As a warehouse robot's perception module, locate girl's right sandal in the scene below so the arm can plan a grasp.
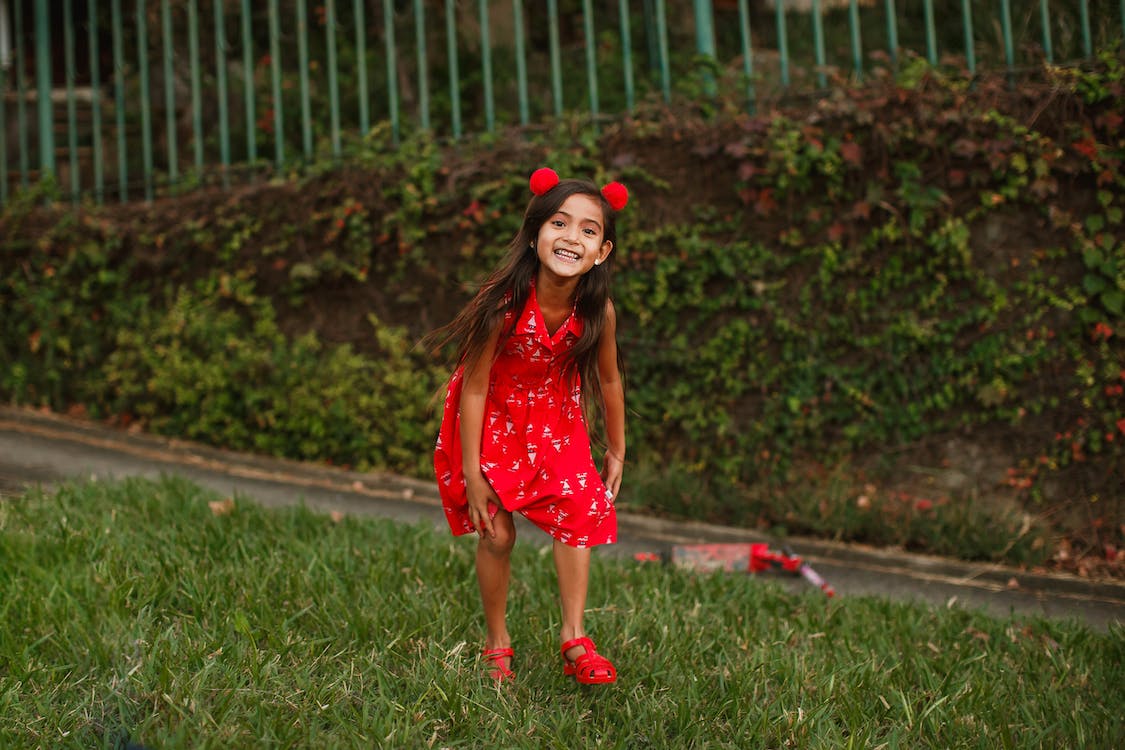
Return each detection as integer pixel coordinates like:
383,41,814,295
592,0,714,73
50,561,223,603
560,637,617,685
482,647,515,682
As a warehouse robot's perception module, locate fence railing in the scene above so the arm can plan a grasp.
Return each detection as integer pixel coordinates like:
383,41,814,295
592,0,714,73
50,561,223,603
1,0,1122,207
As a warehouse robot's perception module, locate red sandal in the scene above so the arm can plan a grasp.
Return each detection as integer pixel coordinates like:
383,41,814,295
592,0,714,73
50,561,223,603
481,647,515,682
560,637,617,685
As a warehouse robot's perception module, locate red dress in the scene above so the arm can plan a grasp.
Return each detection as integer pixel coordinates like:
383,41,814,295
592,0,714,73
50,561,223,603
434,284,617,548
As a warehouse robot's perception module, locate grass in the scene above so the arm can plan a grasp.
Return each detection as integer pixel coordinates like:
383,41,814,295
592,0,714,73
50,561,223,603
1,477,1122,749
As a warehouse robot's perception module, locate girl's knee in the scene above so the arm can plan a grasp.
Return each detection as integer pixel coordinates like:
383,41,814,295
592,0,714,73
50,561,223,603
481,515,516,554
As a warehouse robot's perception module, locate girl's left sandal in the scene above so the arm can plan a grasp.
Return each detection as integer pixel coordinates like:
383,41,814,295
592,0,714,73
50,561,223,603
560,637,617,685
481,647,515,682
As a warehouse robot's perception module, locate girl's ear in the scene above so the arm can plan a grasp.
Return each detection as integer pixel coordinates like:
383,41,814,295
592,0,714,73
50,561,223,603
596,240,614,265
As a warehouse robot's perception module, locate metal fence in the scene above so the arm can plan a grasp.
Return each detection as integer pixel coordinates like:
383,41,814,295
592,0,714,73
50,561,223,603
2,0,1123,207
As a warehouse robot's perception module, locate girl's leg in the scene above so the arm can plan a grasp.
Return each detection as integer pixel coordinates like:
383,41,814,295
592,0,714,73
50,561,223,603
552,539,592,661
477,510,516,666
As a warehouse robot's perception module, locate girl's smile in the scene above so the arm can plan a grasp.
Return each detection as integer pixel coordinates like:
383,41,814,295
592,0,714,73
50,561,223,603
535,194,613,279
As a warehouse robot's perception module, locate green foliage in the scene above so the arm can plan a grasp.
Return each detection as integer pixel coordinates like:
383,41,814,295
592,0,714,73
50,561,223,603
99,287,443,476
2,477,1122,748
0,211,143,409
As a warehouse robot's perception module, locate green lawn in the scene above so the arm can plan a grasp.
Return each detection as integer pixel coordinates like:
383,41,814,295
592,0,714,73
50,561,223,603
1,477,1121,748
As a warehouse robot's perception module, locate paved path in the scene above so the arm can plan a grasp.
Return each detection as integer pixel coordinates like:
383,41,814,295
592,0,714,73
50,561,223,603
2,406,1122,631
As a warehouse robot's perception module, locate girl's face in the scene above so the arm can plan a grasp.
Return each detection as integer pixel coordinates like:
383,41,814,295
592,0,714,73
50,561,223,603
534,193,613,281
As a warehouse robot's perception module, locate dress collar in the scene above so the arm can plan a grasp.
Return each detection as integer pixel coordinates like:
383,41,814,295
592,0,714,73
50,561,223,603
514,280,583,348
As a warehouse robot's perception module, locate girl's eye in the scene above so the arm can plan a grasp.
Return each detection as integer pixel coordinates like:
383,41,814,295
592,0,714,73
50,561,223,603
583,228,597,236
552,220,565,228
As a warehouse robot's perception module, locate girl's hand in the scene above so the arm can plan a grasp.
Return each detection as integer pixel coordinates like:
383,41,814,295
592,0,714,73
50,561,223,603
601,450,624,501
465,470,500,538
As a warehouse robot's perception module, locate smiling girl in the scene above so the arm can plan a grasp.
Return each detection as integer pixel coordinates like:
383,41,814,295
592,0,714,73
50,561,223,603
432,168,628,685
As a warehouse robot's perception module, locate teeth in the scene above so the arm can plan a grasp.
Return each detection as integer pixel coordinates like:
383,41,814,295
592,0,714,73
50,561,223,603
554,249,579,260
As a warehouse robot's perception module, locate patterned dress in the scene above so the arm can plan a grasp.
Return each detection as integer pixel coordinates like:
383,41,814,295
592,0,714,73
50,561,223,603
434,283,617,548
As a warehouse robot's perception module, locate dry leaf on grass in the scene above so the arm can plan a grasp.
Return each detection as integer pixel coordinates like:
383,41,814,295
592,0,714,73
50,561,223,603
208,498,235,516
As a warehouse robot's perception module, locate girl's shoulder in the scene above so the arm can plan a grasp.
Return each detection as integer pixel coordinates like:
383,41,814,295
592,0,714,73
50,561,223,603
598,297,618,330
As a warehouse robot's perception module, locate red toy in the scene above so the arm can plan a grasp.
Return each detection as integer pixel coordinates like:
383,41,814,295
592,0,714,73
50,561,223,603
636,542,836,597
751,543,836,597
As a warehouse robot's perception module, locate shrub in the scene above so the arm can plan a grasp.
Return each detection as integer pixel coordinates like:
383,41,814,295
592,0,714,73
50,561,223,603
101,287,444,475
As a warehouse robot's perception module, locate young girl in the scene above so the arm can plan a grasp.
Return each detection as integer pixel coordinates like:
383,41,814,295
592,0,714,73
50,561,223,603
433,167,628,685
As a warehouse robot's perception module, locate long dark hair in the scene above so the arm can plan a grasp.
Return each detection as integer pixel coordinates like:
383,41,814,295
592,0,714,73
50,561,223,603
431,178,623,417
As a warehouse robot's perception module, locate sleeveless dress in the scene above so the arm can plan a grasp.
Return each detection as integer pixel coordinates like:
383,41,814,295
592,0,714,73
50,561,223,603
434,283,617,548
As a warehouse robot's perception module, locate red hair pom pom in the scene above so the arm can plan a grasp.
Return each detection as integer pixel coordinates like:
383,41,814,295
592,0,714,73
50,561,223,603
601,181,628,211
529,167,559,196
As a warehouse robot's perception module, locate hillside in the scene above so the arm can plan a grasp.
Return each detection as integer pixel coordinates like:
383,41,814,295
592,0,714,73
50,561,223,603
2,56,1122,575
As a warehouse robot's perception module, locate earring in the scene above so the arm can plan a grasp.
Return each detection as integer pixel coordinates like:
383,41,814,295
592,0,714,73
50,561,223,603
594,259,602,266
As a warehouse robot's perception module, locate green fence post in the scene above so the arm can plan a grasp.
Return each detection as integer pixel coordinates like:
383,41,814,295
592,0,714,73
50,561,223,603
693,0,716,57
480,0,494,132
692,0,717,95
326,0,341,157
414,0,430,131
14,1,27,188
241,0,257,163
811,0,827,88
999,0,1015,72
355,0,370,135
297,0,313,159
923,0,938,65
657,0,670,101
0,50,6,203
384,0,400,144
64,0,79,202
0,59,6,204
189,0,204,171
216,0,231,184
34,0,55,183
583,0,599,121
548,0,563,115
446,0,461,137
655,0,671,101
137,0,154,200
112,0,127,200
619,0,635,112
269,0,285,167
776,0,790,87
961,0,976,74
162,0,179,183
1079,0,1092,57
737,0,756,112
89,0,104,202
1038,0,1053,62
848,0,863,79
884,0,899,66
513,0,529,125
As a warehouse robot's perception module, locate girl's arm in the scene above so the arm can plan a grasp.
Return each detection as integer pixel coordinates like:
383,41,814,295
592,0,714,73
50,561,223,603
460,322,502,538
597,300,626,499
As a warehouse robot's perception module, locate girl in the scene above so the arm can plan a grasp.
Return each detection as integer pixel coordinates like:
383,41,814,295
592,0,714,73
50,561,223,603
433,167,628,685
